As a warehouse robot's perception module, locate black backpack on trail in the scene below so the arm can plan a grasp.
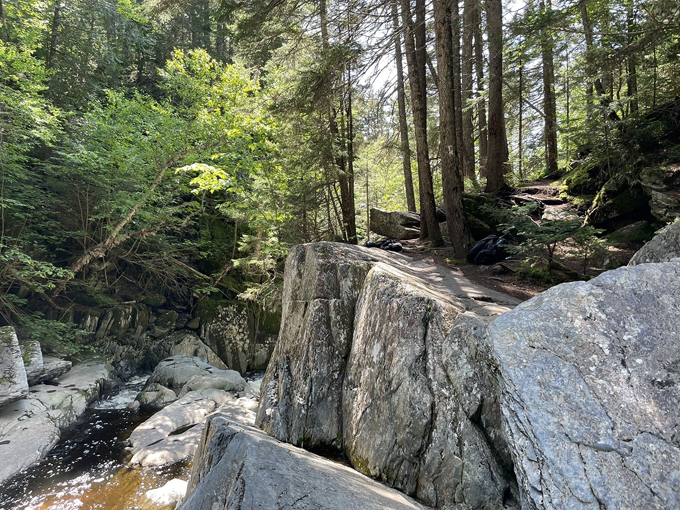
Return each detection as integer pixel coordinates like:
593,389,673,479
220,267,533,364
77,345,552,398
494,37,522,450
467,235,508,265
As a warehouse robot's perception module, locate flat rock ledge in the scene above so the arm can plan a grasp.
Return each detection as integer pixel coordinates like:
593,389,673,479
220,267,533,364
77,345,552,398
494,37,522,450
0,360,112,483
179,407,429,510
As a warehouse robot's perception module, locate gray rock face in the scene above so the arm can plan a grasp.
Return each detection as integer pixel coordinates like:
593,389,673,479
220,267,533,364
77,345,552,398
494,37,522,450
256,243,377,450
640,165,680,223
36,356,72,383
179,408,428,510
0,326,29,409
370,207,421,240
20,340,43,386
487,261,680,509
136,382,178,409
169,331,227,370
256,242,520,508
343,267,518,508
129,391,258,468
629,220,680,265
197,302,277,374
146,356,224,390
0,360,111,482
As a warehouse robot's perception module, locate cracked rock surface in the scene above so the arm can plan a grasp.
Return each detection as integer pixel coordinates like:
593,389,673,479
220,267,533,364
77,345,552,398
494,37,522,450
256,242,519,509
488,260,680,509
179,407,429,510
628,221,680,265
0,326,28,409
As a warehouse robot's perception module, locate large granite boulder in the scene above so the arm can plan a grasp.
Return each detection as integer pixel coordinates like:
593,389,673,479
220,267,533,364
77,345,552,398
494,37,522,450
168,331,227,370
0,326,28,408
128,392,217,463
640,164,680,223
256,243,377,450
146,356,224,391
179,407,428,510
135,382,178,409
628,220,680,265
487,260,680,509
256,242,520,508
370,207,421,240
36,356,72,383
343,266,519,508
20,340,43,386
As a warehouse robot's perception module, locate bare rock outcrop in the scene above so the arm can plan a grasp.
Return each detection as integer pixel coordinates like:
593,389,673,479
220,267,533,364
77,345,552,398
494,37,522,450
180,407,429,510
0,327,28,408
256,242,520,509
487,261,680,509
628,220,680,265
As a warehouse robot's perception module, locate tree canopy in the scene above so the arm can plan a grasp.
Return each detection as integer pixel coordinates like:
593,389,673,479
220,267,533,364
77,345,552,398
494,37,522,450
0,0,678,327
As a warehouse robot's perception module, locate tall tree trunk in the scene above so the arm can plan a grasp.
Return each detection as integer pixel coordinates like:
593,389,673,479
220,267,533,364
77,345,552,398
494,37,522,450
461,0,476,179
434,0,468,256
401,0,442,244
518,54,524,180
392,0,417,212
343,66,357,243
47,3,61,70
540,0,558,175
626,0,638,114
0,0,9,42
580,1,620,121
451,0,467,183
484,0,508,192
320,0,356,243
473,1,487,175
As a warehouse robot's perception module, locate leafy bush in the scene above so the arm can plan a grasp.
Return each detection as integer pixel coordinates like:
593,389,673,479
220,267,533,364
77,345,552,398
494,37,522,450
21,315,92,358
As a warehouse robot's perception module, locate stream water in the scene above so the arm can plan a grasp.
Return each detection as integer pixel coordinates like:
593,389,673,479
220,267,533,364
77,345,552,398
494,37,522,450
0,377,189,510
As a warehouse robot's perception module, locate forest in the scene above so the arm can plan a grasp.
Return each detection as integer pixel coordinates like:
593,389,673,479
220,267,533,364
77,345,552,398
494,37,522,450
0,0,679,340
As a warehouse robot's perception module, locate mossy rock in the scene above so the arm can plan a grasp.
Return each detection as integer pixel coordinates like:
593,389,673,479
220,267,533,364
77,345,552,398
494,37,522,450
254,307,281,336
561,164,601,196
466,214,494,241
585,184,650,228
606,221,658,245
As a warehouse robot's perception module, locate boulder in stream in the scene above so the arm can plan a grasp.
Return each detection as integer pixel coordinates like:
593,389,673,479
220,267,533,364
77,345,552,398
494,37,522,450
180,407,428,510
168,331,227,370
20,339,43,386
135,382,178,409
146,355,224,390
0,326,28,409
35,356,72,384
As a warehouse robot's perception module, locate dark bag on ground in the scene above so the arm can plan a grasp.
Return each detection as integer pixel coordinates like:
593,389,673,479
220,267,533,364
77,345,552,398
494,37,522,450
467,235,508,265
366,239,403,252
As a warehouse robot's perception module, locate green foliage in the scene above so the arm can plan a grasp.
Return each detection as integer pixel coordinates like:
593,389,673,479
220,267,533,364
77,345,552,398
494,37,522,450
21,315,92,357
489,203,605,274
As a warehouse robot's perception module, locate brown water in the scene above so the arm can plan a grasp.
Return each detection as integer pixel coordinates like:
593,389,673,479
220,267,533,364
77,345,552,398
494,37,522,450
0,381,189,510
